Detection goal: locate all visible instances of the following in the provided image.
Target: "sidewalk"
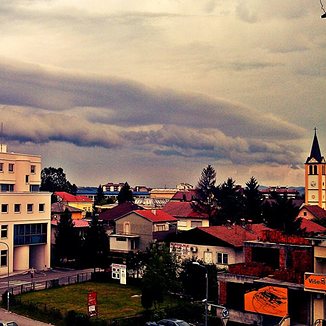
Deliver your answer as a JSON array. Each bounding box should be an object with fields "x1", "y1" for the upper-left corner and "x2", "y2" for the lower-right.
[{"x1": 0, "y1": 308, "x2": 53, "y2": 326}]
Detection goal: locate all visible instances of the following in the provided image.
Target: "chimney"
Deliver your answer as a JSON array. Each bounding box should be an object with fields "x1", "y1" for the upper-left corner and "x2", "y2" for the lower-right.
[{"x1": 152, "y1": 209, "x2": 157, "y2": 215}]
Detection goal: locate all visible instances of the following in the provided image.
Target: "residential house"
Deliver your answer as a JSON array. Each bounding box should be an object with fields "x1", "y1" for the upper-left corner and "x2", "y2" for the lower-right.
[
  {"x1": 51, "y1": 219, "x2": 89, "y2": 246},
  {"x1": 51, "y1": 202, "x2": 84, "y2": 220},
  {"x1": 0, "y1": 144, "x2": 51, "y2": 274},
  {"x1": 170, "y1": 224, "x2": 270, "y2": 268},
  {"x1": 54, "y1": 192, "x2": 93, "y2": 217},
  {"x1": 260, "y1": 186, "x2": 300, "y2": 199},
  {"x1": 162, "y1": 201, "x2": 209, "y2": 230},
  {"x1": 99, "y1": 202, "x2": 144, "y2": 232},
  {"x1": 150, "y1": 188, "x2": 178, "y2": 200},
  {"x1": 298, "y1": 204, "x2": 326, "y2": 221},
  {"x1": 109, "y1": 209, "x2": 177, "y2": 254},
  {"x1": 217, "y1": 230, "x2": 316, "y2": 325},
  {"x1": 169, "y1": 189, "x2": 196, "y2": 202}
]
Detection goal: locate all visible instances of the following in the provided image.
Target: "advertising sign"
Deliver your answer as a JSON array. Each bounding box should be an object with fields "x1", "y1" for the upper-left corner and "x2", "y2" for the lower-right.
[
  {"x1": 111, "y1": 263, "x2": 127, "y2": 285},
  {"x1": 304, "y1": 273, "x2": 326, "y2": 292},
  {"x1": 87, "y1": 291, "x2": 98, "y2": 317},
  {"x1": 244, "y1": 286, "x2": 288, "y2": 318}
]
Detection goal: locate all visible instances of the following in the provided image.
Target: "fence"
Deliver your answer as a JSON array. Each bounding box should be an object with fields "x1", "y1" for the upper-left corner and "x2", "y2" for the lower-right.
[{"x1": 9, "y1": 271, "x2": 92, "y2": 296}]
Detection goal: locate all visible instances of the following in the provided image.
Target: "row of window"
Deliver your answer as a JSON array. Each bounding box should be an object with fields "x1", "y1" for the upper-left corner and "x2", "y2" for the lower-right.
[
  {"x1": 0, "y1": 163, "x2": 36, "y2": 174},
  {"x1": 1, "y1": 203, "x2": 45, "y2": 214},
  {"x1": 0, "y1": 184, "x2": 40, "y2": 192},
  {"x1": 309, "y1": 164, "x2": 326, "y2": 175}
]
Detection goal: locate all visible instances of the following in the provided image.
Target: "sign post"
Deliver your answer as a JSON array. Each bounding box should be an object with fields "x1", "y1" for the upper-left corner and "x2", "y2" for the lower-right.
[{"x1": 87, "y1": 291, "x2": 98, "y2": 317}]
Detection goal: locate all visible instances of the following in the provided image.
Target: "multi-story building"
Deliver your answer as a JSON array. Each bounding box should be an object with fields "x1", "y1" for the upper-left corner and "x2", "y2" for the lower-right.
[
  {"x1": 0, "y1": 144, "x2": 51, "y2": 275},
  {"x1": 305, "y1": 129, "x2": 326, "y2": 209}
]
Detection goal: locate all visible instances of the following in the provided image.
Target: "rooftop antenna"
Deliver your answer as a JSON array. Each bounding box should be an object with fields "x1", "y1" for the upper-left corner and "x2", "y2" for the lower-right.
[{"x1": 321, "y1": 0, "x2": 326, "y2": 18}]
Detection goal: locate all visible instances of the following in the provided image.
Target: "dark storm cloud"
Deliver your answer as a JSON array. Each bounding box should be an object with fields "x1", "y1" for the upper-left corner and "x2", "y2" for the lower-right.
[{"x1": 0, "y1": 60, "x2": 305, "y2": 166}]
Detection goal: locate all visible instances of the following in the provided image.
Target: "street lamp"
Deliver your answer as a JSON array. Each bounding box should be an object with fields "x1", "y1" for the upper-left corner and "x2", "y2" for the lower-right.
[
  {"x1": 0, "y1": 241, "x2": 10, "y2": 311},
  {"x1": 192, "y1": 262, "x2": 208, "y2": 326}
]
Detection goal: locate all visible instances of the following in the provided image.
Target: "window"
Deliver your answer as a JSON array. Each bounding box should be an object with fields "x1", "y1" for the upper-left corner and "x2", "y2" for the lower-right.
[
  {"x1": 8, "y1": 163, "x2": 14, "y2": 172},
  {"x1": 27, "y1": 204, "x2": 33, "y2": 213},
  {"x1": 0, "y1": 184, "x2": 14, "y2": 192},
  {"x1": 1, "y1": 225, "x2": 8, "y2": 239},
  {"x1": 0, "y1": 250, "x2": 8, "y2": 267},
  {"x1": 191, "y1": 221, "x2": 202, "y2": 228},
  {"x1": 14, "y1": 204, "x2": 21, "y2": 213},
  {"x1": 0, "y1": 163, "x2": 3, "y2": 172},
  {"x1": 39, "y1": 203, "x2": 45, "y2": 212},
  {"x1": 155, "y1": 224, "x2": 167, "y2": 232},
  {"x1": 303, "y1": 211, "x2": 307, "y2": 216},
  {"x1": 30, "y1": 185, "x2": 40, "y2": 192},
  {"x1": 217, "y1": 252, "x2": 229, "y2": 265},
  {"x1": 1, "y1": 204, "x2": 8, "y2": 213},
  {"x1": 25, "y1": 175, "x2": 29, "y2": 183},
  {"x1": 31, "y1": 165, "x2": 36, "y2": 174},
  {"x1": 14, "y1": 223, "x2": 47, "y2": 245},
  {"x1": 123, "y1": 222, "x2": 130, "y2": 235}
]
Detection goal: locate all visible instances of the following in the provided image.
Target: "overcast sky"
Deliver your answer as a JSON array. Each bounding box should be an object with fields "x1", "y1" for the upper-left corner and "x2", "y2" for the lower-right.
[{"x1": 1, "y1": 0, "x2": 326, "y2": 188}]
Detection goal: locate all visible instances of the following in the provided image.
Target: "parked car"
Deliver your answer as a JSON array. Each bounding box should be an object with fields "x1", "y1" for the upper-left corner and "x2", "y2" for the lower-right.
[
  {"x1": 0, "y1": 322, "x2": 19, "y2": 326},
  {"x1": 145, "y1": 318, "x2": 192, "y2": 326}
]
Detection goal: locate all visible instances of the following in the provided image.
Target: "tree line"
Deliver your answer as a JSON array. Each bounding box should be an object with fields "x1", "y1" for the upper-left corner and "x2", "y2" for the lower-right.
[{"x1": 192, "y1": 164, "x2": 302, "y2": 234}]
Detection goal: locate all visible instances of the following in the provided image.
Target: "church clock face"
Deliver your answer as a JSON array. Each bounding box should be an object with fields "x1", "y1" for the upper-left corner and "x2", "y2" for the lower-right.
[{"x1": 310, "y1": 180, "x2": 317, "y2": 187}]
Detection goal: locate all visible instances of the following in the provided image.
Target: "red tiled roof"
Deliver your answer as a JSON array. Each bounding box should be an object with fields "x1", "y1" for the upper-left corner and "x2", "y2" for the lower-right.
[
  {"x1": 51, "y1": 202, "x2": 83, "y2": 213},
  {"x1": 162, "y1": 202, "x2": 208, "y2": 219},
  {"x1": 132, "y1": 209, "x2": 178, "y2": 223},
  {"x1": 300, "y1": 218, "x2": 326, "y2": 233},
  {"x1": 198, "y1": 224, "x2": 270, "y2": 247},
  {"x1": 51, "y1": 219, "x2": 89, "y2": 228},
  {"x1": 55, "y1": 192, "x2": 92, "y2": 203},
  {"x1": 170, "y1": 190, "x2": 196, "y2": 202},
  {"x1": 99, "y1": 202, "x2": 143, "y2": 221},
  {"x1": 300, "y1": 205, "x2": 326, "y2": 219}
]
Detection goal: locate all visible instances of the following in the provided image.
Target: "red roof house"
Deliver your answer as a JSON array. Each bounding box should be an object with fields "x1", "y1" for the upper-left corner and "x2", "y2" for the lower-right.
[
  {"x1": 109, "y1": 209, "x2": 177, "y2": 253},
  {"x1": 162, "y1": 201, "x2": 209, "y2": 230}
]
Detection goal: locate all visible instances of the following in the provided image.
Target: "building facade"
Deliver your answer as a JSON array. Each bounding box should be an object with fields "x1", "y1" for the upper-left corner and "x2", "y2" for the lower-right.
[
  {"x1": 0, "y1": 145, "x2": 51, "y2": 275},
  {"x1": 305, "y1": 130, "x2": 326, "y2": 209}
]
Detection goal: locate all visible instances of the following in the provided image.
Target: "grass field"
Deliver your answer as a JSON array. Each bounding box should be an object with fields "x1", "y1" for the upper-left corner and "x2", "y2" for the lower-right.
[{"x1": 15, "y1": 281, "x2": 145, "y2": 321}]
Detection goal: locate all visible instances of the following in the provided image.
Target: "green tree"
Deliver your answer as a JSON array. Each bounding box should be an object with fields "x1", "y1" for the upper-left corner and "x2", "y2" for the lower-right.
[
  {"x1": 262, "y1": 195, "x2": 301, "y2": 234},
  {"x1": 117, "y1": 182, "x2": 133, "y2": 204},
  {"x1": 141, "y1": 243, "x2": 180, "y2": 309},
  {"x1": 40, "y1": 167, "x2": 77, "y2": 194},
  {"x1": 215, "y1": 177, "x2": 244, "y2": 225},
  {"x1": 55, "y1": 209, "x2": 80, "y2": 264},
  {"x1": 192, "y1": 165, "x2": 217, "y2": 220},
  {"x1": 179, "y1": 259, "x2": 218, "y2": 302},
  {"x1": 82, "y1": 215, "x2": 109, "y2": 271},
  {"x1": 94, "y1": 185, "x2": 106, "y2": 206},
  {"x1": 243, "y1": 176, "x2": 263, "y2": 223}
]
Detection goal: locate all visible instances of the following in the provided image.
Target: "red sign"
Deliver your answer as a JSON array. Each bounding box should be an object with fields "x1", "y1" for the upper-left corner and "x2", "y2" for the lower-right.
[{"x1": 87, "y1": 291, "x2": 98, "y2": 317}]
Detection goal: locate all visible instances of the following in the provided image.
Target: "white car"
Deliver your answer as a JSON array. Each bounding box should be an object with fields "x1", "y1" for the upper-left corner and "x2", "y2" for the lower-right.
[{"x1": 0, "y1": 322, "x2": 19, "y2": 326}]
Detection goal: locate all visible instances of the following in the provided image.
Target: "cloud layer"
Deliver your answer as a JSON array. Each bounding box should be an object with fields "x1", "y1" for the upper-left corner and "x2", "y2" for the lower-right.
[{"x1": 0, "y1": 0, "x2": 324, "y2": 187}]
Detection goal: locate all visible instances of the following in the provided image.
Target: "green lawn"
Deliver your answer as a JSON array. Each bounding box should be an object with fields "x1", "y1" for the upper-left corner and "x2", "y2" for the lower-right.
[{"x1": 15, "y1": 282, "x2": 144, "y2": 320}]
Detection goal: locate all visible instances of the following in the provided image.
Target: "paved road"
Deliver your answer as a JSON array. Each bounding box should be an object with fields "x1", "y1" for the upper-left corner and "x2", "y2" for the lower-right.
[{"x1": 0, "y1": 308, "x2": 53, "y2": 326}]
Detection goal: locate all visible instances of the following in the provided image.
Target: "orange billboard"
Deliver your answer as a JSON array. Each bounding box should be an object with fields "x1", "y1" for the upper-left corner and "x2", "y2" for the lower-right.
[
  {"x1": 304, "y1": 273, "x2": 326, "y2": 292},
  {"x1": 244, "y1": 286, "x2": 288, "y2": 318}
]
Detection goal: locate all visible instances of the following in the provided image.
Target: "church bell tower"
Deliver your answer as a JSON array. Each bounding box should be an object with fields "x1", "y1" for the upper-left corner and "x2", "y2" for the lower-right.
[{"x1": 305, "y1": 129, "x2": 326, "y2": 208}]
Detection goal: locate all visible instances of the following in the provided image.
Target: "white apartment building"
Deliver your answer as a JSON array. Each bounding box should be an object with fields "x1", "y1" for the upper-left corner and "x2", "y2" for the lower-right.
[{"x1": 0, "y1": 144, "x2": 51, "y2": 276}]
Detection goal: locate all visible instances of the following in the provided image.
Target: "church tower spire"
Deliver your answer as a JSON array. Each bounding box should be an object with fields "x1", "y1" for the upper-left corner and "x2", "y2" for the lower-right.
[
  {"x1": 306, "y1": 128, "x2": 323, "y2": 163},
  {"x1": 305, "y1": 128, "x2": 326, "y2": 208}
]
